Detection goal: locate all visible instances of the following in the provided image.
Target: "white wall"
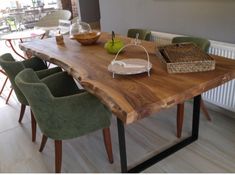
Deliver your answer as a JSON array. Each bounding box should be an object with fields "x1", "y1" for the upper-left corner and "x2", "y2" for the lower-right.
[{"x1": 99, "y1": 0, "x2": 235, "y2": 44}]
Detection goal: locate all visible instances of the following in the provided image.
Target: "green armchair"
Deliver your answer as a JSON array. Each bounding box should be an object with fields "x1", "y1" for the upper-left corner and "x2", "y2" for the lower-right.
[
  {"x1": 127, "y1": 28, "x2": 151, "y2": 41},
  {"x1": 172, "y1": 36, "x2": 211, "y2": 138},
  {"x1": 15, "y1": 69, "x2": 113, "y2": 173},
  {"x1": 172, "y1": 36, "x2": 210, "y2": 52},
  {"x1": 0, "y1": 53, "x2": 62, "y2": 141}
]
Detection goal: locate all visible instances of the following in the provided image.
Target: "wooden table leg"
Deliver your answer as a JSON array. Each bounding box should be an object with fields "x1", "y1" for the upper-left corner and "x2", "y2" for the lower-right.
[
  {"x1": 200, "y1": 99, "x2": 212, "y2": 121},
  {"x1": 177, "y1": 103, "x2": 184, "y2": 138}
]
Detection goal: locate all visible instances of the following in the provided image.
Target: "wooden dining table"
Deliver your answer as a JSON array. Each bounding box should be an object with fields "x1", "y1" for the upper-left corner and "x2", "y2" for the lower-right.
[{"x1": 19, "y1": 33, "x2": 235, "y2": 172}]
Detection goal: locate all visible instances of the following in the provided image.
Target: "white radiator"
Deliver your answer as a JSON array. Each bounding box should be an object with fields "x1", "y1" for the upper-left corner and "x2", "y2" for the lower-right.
[{"x1": 151, "y1": 31, "x2": 235, "y2": 112}]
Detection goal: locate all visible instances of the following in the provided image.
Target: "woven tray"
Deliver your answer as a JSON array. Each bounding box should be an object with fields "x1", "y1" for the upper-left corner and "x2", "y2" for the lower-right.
[{"x1": 158, "y1": 43, "x2": 215, "y2": 73}]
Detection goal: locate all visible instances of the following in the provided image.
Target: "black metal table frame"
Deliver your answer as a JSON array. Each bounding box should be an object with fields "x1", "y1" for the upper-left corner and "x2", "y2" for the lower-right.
[{"x1": 117, "y1": 95, "x2": 201, "y2": 173}]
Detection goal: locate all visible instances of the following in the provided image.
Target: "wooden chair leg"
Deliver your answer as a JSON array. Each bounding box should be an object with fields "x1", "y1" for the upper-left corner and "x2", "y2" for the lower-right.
[
  {"x1": 102, "y1": 127, "x2": 113, "y2": 163},
  {"x1": 201, "y1": 99, "x2": 212, "y2": 121},
  {"x1": 5, "y1": 88, "x2": 13, "y2": 104},
  {"x1": 55, "y1": 140, "x2": 62, "y2": 173},
  {"x1": 18, "y1": 104, "x2": 26, "y2": 123},
  {"x1": 39, "y1": 134, "x2": 48, "y2": 152},
  {"x1": 0, "y1": 69, "x2": 6, "y2": 75},
  {"x1": 31, "y1": 110, "x2": 37, "y2": 142},
  {"x1": 0, "y1": 77, "x2": 8, "y2": 95},
  {"x1": 177, "y1": 103, "x2": 184, "y2": 138}
]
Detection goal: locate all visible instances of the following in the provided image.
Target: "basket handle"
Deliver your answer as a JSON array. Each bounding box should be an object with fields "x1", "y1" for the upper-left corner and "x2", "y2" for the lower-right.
[{"x1": 113, "y1": 44, "x2": 150, "y2": 70}]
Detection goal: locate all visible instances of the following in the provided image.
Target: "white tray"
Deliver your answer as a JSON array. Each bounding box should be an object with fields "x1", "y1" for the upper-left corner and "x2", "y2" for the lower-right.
[
  {"x1": 108, "y1": 58, "x2": 152, "y2": 77},
  {"x1": 108, "y1": 39, "x2": 152, "y2": 78}
]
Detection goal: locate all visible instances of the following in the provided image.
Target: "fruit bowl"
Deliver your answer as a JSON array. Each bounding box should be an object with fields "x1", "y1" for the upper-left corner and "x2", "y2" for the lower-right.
[{"x1": 70, "y1": 31, "x2": 101, "y2": 45}]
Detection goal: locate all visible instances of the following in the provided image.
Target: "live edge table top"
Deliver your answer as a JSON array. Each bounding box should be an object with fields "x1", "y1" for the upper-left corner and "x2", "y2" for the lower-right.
[{"x1": 20, "y1": 33, "x2": 235, "y2": 124}]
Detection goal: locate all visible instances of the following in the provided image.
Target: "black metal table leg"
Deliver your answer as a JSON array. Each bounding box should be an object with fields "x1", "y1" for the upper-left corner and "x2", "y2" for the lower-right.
[
  {"x1": 117, "y1": 118, "x2": 128, "y2": 173},
  {"x1": 192, "y1": 95, "x2": 201, "y2": 139},
  {"x1": 117, "y1": 95, "x2": 201, "y2": 173}
]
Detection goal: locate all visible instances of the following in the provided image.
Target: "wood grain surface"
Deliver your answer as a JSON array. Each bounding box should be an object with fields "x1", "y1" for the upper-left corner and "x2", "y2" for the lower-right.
[{"x1": 20, "y1": 33, "x2": 235, "y2": 124}]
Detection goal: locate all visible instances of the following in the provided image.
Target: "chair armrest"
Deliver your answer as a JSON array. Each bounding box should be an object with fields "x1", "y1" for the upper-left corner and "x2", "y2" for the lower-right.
[
  {"x1": 41, "y1": 71, "x2": 84, "y2": 97},
  {"x1": 22, "y1": 56, "x2": 47, "y2": 70},
  {"x1": 54, "y1": 92, "x2": 111, "y2": 124},
  {"x1": 48, "y1": 92, "x2": 111, "y2": 140},
  {"x1": 36, "y1": 67, "x2": 62, "y2": 79}
]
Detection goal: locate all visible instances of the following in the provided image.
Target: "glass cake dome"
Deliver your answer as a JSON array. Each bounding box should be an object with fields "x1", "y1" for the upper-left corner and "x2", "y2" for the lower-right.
[
  {"x1": 69, "y1": 20, "x2": 101, "y2": 45},
  {"x1": 70, "y1": 20, "x2": 92, "y2": 36}
]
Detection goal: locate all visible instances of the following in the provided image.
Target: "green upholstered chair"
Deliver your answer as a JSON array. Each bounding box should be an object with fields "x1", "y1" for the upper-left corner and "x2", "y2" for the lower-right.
[
  {"x1": 172, "y1": 36, "x2": 210, "y2": 52},
  {"x1": 71, "y1": 16, "x2": 79, "y2": 24},
  {"x1": 34, "y1": 10, "x2": 71, "y2": 37},
  {"x1": 35, "y1": 10, "x2": 71, "y2": 28},
  {"x1": 127, "y1": 28, "x2": 151, "y2": 41},
  {"x1": 0, "y1": 53, "x2": 62, "y2": 141},
  {"x1": 172, "y1": 36, "x2": 211, "y2": 138},
  {"x1": 15, "y1": 69, "x2": 113, "y2": 173}
]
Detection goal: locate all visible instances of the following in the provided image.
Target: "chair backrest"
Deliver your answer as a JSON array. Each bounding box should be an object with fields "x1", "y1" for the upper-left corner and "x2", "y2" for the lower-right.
[
  {"x1": 71, "y1": 16, "x2": 79, "y2": 24},
  {"x1": 35, "y1": 10, "x2": 71, "y2": 27},
  {"x1": 15, "y1": 69, "x2": 54, "y2": 133},
  {"x1": 0, "y1": 53, "x2": 26, "y2": 104},
  {"x1": 15, "y1": 68, "x2": 53, "y2": 103},
  {"x1": 0, "y1": 53, "x2": 47, "y2": 104},
  {"x1": 172, "y1": 36, "x2": 210, "y2": 52},
  {"x1": 127, "y1": 28, "x2": 151, "y2": 41}
]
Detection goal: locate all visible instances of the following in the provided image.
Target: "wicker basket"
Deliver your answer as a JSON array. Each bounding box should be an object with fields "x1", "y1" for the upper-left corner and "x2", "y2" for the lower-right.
[{"x1": 158, "y1": 43, "x2": 215, "y2": 73}]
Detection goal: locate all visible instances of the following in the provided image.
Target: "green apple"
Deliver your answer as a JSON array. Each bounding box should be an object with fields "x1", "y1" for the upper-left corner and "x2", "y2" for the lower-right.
[
  {"x1": 104, "y1": 39, "x2": 124, "y2": 54},
  {"x1": 104, "y1": 31, "x2": 124, "y2": 54}
]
